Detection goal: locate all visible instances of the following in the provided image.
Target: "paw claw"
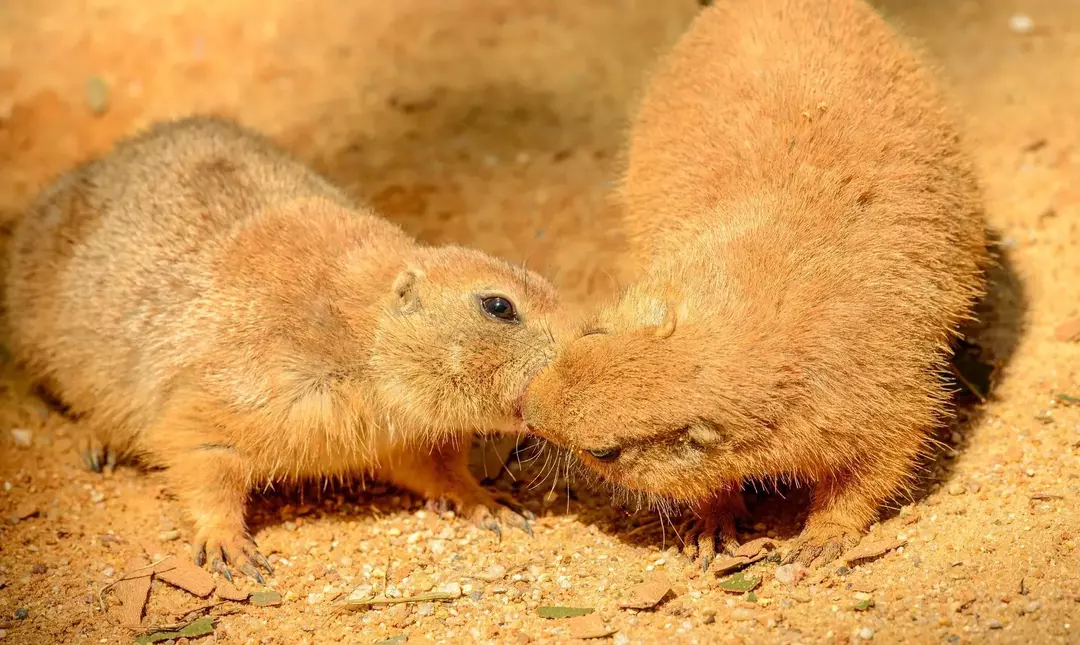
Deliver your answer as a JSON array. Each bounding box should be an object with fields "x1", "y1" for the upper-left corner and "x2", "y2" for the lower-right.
[
  {"x1": 253, "y1": 551, "x2": 274, "y2": 575},
  {"x1": 194, "y1": 545, "x2": 207, "y2": 567},
  {"x1": 241, "y1": 562, "x2": 266, "y2": 585},
  {"x1": 211, "y1": 557, "x2": 232, "y2": 581}
]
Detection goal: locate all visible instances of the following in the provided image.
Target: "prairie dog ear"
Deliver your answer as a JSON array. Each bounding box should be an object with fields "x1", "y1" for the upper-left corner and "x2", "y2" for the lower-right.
[{"x1": 392, "y1": 269, "x2": 423, "y2": 314}]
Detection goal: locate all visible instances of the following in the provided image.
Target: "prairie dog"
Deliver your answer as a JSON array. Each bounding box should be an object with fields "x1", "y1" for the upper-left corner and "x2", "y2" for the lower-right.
[
  {"x1": 523, "y1": 0, "x2": 987, "y2": 569},
  {"x1": 5, "y1": 116, "x2": 564, "y2": 580}
]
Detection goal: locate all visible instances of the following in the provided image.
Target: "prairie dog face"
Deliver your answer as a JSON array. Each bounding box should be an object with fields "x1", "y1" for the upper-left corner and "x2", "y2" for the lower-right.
[
  {"x1": 523, "y1": 283, "x2": 764, "y2": 503},
  {"x1": 372, "y1": 246, "x2": 564, "y2": 436}
]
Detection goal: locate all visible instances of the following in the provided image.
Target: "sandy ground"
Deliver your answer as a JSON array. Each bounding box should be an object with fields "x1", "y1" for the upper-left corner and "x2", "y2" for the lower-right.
[{"x1": 1, "y1": 0, "x2": 1078, "y2": 643}]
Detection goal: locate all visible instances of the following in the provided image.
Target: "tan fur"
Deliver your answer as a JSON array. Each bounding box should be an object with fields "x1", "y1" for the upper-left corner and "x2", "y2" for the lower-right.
[
  {"x1": 5, "y1": 116, "x2": 564, "y2": 577},
  {"x1": 523, "y1": 0, "x2": 987, "y2": 568}
]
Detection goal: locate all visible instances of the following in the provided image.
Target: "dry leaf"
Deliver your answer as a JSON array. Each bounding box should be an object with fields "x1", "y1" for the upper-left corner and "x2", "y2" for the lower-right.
[
  {"x1": 840, "y1": 538, "x2": 906, "y2": 566},
  {"x1": 620, "y1": 573, "x2": 672, "y2": 610},
  {"x1": 568, "y1": 614, "x2": 615, "y2": 639},
  {"x1": 718, "y1": 571, "x2": 761, "y2": 593},
  {"x1": 215, "y1": 580, "x2": 249, "y2": 601},
  {"x1": 536, "y1": 606, "x2": 594, "y2": 619},
  {"x1": 154, "y1": 559, "x2": 215, "y2": 597},
  {"x1": 114, "y1": 557, "x2": 152, "y2": 627},
  {"x1": 734, "y1": 537, "x2": 777, "y2": 559},
  {"x1": 250, "y1": 590, "x2": 282, "y2": 606}
]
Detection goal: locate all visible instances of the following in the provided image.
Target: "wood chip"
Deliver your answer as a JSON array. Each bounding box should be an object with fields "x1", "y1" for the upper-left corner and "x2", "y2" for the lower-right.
[
  {"x1": 154, "y1": 559, "x2": 215, "y2": 597},
  {"x1": 114, "y1": 557, "x2": 152, "y2": 627},
  {"x1": 840, "y1": 538, "x2": 907, "y2": 566},
  {"x1": 734, "y1": 537, "x2": 777, "y2": 559},
  {"x1": 619, "y1": 573, "x2": 672, "y2": 610},
  {"x1": 215, "y1": 580, "x2": 249, "y2": 601},
  {"x1": 568, "y1": 613, "x2": 616, "y2": 639},
  {"x1": 1055, "y1": 316, "x2": 1080, "y2": 342}
]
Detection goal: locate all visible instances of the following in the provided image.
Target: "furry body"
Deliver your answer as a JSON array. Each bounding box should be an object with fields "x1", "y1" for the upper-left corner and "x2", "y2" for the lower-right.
[
  {"x1": 6, "y1": 116, "x2": 563, "y2": 577},
  {"x1": 523, "y1": 0, "x2": 987, "y2": 568}
]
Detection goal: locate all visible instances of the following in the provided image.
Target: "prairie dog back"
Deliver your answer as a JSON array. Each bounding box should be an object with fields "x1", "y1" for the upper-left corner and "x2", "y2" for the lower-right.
[{"x1": 6, "y1": 118, "x2": 362, "y2": 439}]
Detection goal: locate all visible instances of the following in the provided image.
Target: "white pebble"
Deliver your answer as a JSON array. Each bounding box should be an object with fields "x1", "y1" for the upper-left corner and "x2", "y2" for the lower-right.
[
  {"x1": 1009, "y1": 13, "x2": 1034, "y2": 34},
  {"x1": 9, "y1": 429, "x2": 32, "y2": 448},
  {"x1": 436, "y1": 582, "x2": 462, "y2": 598},
  {"x1": 430, "y1": 539, "x2": 446, "y2": 555},
  {"x1": 102, "y1": 566, "x2": 115, "y2": 578},
  {"x1": 858, "y1": 626, "x2": 875, "y2": 640}
]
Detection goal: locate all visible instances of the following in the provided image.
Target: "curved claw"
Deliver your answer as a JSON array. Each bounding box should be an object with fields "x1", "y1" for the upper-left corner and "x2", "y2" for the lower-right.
[
  {"x1": 252, "y1": 551, "x2": 274, "y2": 575},
  {"x1": 194, "y1": 545, "x2": 207, "y2": 567},
  {"x1": 212, "y1": 557, "x2": 233, "y2": 582},
  {"x1": 241, "y1": 562, "x2": 266, "y2": 585}
]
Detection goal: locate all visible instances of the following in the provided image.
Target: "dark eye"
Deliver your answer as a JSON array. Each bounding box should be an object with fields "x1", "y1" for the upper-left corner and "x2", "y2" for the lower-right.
[
  {"x1": 588, "y1": 447, "x2": 621, "y2": 462},
  {"x1": 480, "y1": 296, "x2": 519, "y2": 323}
]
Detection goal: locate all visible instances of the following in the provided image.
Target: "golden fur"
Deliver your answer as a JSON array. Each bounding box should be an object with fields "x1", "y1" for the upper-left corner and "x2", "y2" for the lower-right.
[
  {"x1": 523, "y1": 0, "x2": 988, "y2": 569},
  {"x1": 5, "y1": 116, "x2": 564, "y2": 579}
]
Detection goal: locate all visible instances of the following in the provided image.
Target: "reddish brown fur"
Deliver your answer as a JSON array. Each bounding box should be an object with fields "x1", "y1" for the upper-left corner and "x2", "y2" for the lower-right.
[
  {"x1": 523, "y1": 0, "x2": 987, "y2": 568},
  {"x1": 5, "y1": 116, "x2": 565, "y2": 578}
]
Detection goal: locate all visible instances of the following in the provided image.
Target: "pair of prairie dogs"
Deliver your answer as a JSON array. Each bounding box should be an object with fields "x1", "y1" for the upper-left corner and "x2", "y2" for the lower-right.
[{"x1": 6, "y1": 0, "x2": 986, "y2": 578}]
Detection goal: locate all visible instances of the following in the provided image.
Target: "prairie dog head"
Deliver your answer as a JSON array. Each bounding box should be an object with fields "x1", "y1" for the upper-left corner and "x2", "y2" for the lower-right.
[
  {"x1": 371, "y1": 245, "x2": 564, "y2": 436},
  {"x1": 522, "y1": 272, "x2": 794, "y2": 504}
]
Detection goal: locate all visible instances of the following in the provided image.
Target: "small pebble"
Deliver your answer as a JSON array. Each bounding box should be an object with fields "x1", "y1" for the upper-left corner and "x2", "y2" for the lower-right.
[
  {"x1": 85, "y1": 76, "x2": 109, "y2": 115},
  {"x1": 702, "y1": 609, "x2": 717, "y2": 625},
  {"x1": 89, "y1": 491, "x2": 105, "y2": 504},
  {"x1": 416, "y1": 602, "x2": 435, "y2": 617},
  {"x1": 732, "y1": 608, "x2": 755, "y2": 621},
  {"x1": 429, "y1": 540, "x2": 446, "y2": 555},
  {"x1": 948, "y1": 483, "x2": 965, "y2": 496},
  {"x1": 775, "y1": 563, "x2": 807, "y2": 586},
  {"x1": 14, "y1": 608, "x2": 28, "y2": 620},
  {"x1": 988, "y1": 619, "x2": 1004, "y2": 629},
  {"x1": 1025, "y1": 468, "x2": 1035, "y2": 477},
  {"x1": 1008, "y1": 13, "x2": 1034, "y2": 34},
  {"x1": 479, "y1": 564, "x2": 507, "y2": 581},
  {"x1": 159, "y1": 530, "x2": 181, "y2": 542},
  {"x1": 834, "y1": 566, "x2": 852, "y2": 577},
  {"x1": 30, "y1": 564, "x2": 46, "y2": 575},
  {"x1": 436, "y1": 582, "x2": 462, "y2": 598},
  {"x1": 9, "y1": 429, "x2": 32, "y2": 448},
  {"x1": 857, "y1": 626, "x2": 874, "y2": 640},
  {"x1": 102, "y1": 566, "x2": 115, "y2": 578},
  {"x1": 384, "y1": 584, "x2": 401, "y2": 599},
  {"x1": 283, "y1": 521, "x2": 297, "y2": 532},
  {"x1": 469, "y1": 591, "x2": 483, "y2": 602}
]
